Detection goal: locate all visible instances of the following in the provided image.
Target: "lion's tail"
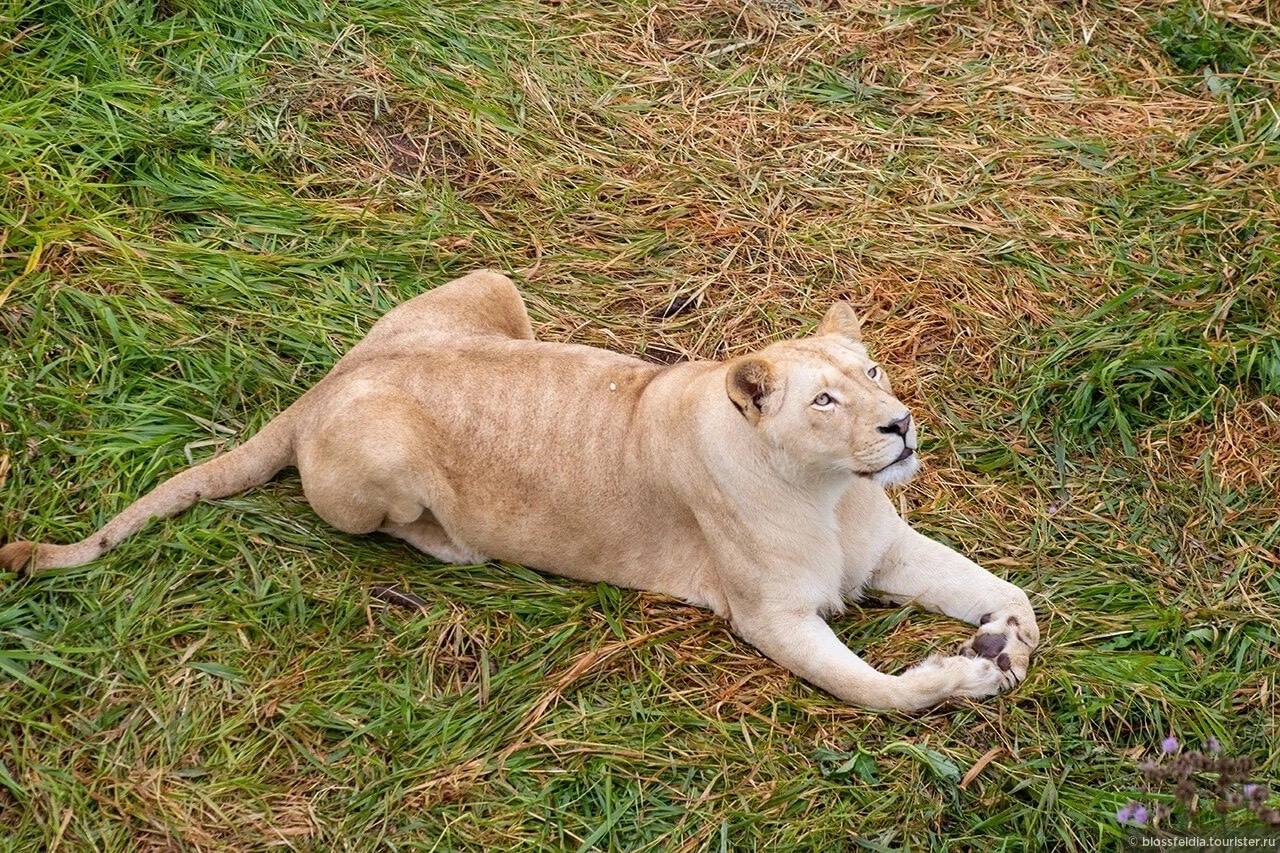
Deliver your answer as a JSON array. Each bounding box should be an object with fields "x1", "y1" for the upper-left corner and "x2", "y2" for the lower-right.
[{"x1": 0, "y1": 410, "x2": 299, "y2": 575}]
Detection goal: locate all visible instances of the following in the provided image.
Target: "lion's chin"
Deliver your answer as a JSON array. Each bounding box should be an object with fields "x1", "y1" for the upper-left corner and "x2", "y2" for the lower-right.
[{"x1": 868, "y1": 453, "x2": 920, "y2": 488}]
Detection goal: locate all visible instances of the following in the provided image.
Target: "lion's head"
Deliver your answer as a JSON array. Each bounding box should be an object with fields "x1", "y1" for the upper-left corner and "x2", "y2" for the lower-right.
[{"x1": 726, "y1": 303, "x2": 919, "y2": 487}]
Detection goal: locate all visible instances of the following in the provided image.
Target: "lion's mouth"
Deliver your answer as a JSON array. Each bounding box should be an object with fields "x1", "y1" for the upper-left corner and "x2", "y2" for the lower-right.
[
  {"x1": 875, "y1": 445, "x2": 915, "y2": 473},
  {"x1": 852, "y1": 445, "x2": 916, "y2": 478}
]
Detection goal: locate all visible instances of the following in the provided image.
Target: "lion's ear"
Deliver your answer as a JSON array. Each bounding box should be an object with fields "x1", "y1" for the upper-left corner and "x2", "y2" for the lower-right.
[
  {"x1": 816, "y1": 301, "x2": 862, "y2": 343},
  {"x1": 726, "y1": 357, "x2": 776, "y2": 424}
]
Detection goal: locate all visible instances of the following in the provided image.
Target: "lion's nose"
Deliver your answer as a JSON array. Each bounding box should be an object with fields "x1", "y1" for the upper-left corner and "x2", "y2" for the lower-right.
[{"x1": 878, "y1": 413, "x2": 912, "y2": 437}]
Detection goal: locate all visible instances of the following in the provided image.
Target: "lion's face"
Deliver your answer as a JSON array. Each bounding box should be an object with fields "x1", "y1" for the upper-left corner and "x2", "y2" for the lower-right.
[{"x1": 726, "y1": 303, "x2": 919, "y2": 487}]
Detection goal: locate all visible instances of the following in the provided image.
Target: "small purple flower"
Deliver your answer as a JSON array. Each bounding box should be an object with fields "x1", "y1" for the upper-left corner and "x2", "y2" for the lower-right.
[
  {"x1": 1117, "y1": 801, "x2": 1149, "y2": 826},
  {"x1": 1161, "y1": 735, "x2": 1179, "y2": 754},
  {"x1": 1244, "y1": 784, "x2": 1260, "y2": 798},
  {"x1": 1206, "y1": 736, "x2": 1221, "y2": 755}
]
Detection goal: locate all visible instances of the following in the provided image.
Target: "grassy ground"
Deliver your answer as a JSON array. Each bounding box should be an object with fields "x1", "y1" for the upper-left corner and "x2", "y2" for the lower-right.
[{"x1": 2, "y1": 0, "x2": 1278, "y2": 848}]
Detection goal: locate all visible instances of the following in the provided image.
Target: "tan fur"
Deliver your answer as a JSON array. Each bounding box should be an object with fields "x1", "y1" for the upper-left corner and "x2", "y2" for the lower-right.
[{"x1": 0, "y1": 270, "x2": 1038, "y2": 711}]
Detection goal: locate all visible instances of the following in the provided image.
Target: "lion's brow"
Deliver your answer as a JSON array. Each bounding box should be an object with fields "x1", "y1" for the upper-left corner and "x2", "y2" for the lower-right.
[
  {"x1": 787, "y1": 342, "x2": 864, "y2": 377},
  {"x1": 835, "y1": 362, "x2": 870, "y2": 383},
  {"x1": 786, "y1": 340, "x2": 846, "y2": 361}
]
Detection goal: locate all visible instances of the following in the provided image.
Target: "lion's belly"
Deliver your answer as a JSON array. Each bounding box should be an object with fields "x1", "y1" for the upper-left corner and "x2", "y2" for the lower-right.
[
  {"x1": 433, "y1": 479, "x2": 719, "y2": 608},
  {"x1": 453, "y1": 504, "x2": 713, "y2": 592}
]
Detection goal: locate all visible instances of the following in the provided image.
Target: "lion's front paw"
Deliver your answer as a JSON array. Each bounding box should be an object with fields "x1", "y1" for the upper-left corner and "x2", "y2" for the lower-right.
[
  {"x1": 902, "y1": 654, "x2": 1006, "y2": 707},
  {"x1": 960, "y1": 611, "x2": 1038, "y2": 690}
]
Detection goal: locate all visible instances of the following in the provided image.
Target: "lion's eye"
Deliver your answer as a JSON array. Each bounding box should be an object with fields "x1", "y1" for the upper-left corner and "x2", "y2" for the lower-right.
[
  {"x1": 813, "y1": 393, "x2": 835, "y2": 408},
  {"x1": 867, "y1": 365, "x2": 880, "y2": 380}
]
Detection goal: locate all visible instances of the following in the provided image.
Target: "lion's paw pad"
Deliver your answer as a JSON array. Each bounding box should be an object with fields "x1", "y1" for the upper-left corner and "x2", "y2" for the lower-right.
[{"x1": 960, "y1": 612, "x2": 1036, "y2": 689}]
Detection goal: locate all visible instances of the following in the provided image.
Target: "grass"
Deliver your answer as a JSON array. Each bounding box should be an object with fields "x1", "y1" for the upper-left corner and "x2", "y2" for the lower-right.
[{"x1": 1, "y1": 0, "x2": 1278, "y2": 848}]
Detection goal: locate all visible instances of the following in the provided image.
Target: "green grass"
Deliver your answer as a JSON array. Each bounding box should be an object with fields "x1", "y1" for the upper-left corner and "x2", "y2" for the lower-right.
[{"x1": 2, "y1": 0, "x2": 1279, "y2": 849}]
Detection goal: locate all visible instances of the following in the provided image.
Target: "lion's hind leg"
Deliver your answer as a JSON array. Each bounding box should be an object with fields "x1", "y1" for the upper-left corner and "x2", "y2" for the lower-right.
[
  {"x1": 343, "y1": 271, "x2": 534, "y2": 364},
  {"x1": 380, "y1": 514, "x2": 485, "y2": 565},
  {"x1": 295, "y1": 385, "x2": 447, "y2": 540}
]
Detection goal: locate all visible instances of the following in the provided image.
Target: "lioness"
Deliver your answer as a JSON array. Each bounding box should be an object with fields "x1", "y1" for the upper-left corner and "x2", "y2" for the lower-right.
[{"x1": 1, "y1": 270, "x2": 1038, "y2": 711}]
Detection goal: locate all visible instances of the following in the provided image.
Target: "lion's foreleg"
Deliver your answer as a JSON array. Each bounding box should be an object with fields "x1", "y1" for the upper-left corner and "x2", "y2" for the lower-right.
[
  {"x1": 869, "y1": 528, "x2": 1038, "y2": 691},
  {"x1": 730, "y1": 609, "x2": 1007, "y2": 712}
]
